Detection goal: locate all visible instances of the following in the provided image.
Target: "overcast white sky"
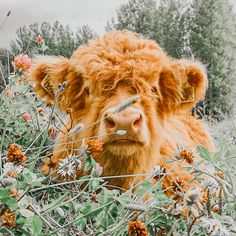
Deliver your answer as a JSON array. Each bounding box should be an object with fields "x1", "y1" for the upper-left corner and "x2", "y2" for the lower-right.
[
  {"x1": 0, "y1": 0, "x2": 235, "y2": 49},
  {"x1": 0, "y1": 0, "x2": 126, "y2": 48}
]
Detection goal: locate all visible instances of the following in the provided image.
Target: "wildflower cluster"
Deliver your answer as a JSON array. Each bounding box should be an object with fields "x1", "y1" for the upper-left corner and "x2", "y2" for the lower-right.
[
  {"x1": 0, "y1": 43, "x2": 235, "y2": 235},
  {"x1": 12, "y1": 54, "x2": 31, "y2": 76}
]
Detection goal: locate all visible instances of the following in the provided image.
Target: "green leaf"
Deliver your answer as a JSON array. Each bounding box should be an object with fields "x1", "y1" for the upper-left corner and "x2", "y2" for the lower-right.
[
  {"x1": 74, "y1": 214, "x2": 86, "y2": 228},
  {"x1": 80, "y1": 203, "x2": 104, "y2": 216},
  {"x1": 26, "y1": 216, "x2": 42, "y2": 236},
  {"x1": 197, "y1": 146, "x2": 211, "y2": 162},
  {"x1": 213, "y1": 150, "x2": 222, "y2": 161},
  {"x1": 141, "y1": 180, "x2": 153, "y2": 190},
  {"x1": 5, "y1": 197, "x2": 18, "y2": 211},
  {"x1": 84, "y1": 156, "x2": 96, "y2": 172},
  {"x1": 16, "y1": 216, "x2": 26, "y2": 225},
  {"x1": 0, "y1": 189, "x2": 10, "y2": 200}
]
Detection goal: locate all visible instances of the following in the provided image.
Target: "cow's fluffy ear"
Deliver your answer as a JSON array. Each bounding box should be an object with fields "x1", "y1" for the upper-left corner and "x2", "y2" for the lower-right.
[
  {"x1": 30, "y1": 56, "x2": 84, "y2": 111},
  {"x1": 172, "y1": 60, "x2": 208, "y2": 111},
  {"x1": 157, "y1": 67, "x2": 182, "y2": 114}
]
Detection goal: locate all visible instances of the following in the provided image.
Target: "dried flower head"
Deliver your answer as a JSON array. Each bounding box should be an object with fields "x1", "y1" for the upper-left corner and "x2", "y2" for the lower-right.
[
  {"x1": 66, "y1": 108, "x2": 73, "y2": 114},
  {"x1": 1, "y1": 209, "x2": 16, "y2": 228},
  {"x1": 212, "y1": 205, "x2": 220, "y2": 213},
  {"x1": 214, "y1": 171, "x2": 224, "y2": 179},
  {"x1": 7, "y1": 171, "x2": 15, "y2": 177},
  {"x1": 38, "y1": 107, "x2": 44, "y2": 113},
  {"x1": 57, "y1": 156, "x2": 75, "y2": 178},
  {"x1": 5, "y1": 88, "x2": 13, "y2": 98},
  {"x1": 91, "y1": 193, "x2": 98, "y2": 202},
  {"x1": 171, "y1": 177, "x2": 184, "y2": 194},
  {"x1": 48, "y1": 127, "x2": 57, "y2": 138},
  {"x1": 41, "y1": 156, "x2": 58, "y2": 175},
  {"x1": 9, "y1": 188, "x2": 18, "y2": 196},
  {"x1": 3, "y1": 162, "x2": 23, "y2": 177},
  {"x1": 128, "y1": 220, "x2": 148, "y2": 236},
  {"x1": 184, "y1": 188, "x2": 200, "y2": 206},
  {"x1": 179, "y1": 149, "x2": 194, "y2": 165},
  {"x1": 153, "y1": 165, "x2": 166, "y2": 180},
  {"x1": 12, "y1": 54, "x2": 32, "y2": 73},
  {"x1": 74, "y1": 158, "x2": 83, "y2": 170},
  {"x1": 87, "y1": 139, "x2": 104, "y2": 158},
  {"x1": 202, "y1": 178, "x2": 218, "y2": 192},
  {"x1": 22, "y1": 112, "x2": 32, "y2": 122},
  {"x1": 7, "y1": 144, "x2": 26, "y2": 164},
  {"x1": 17, "y1": 78, "x2": 23, "y2": 85}
]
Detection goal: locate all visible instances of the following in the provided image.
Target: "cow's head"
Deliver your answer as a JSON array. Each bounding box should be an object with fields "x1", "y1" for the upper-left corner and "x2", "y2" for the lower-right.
[{"x1": 30, "y1": 31, "x2": 207, "y2": 160}]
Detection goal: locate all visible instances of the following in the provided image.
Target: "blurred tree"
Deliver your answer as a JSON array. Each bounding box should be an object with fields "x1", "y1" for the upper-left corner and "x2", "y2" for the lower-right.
[
  {"x1": 106, "y1": 0, "x2": 157, "y2": 38},
  {"x1": 188, "y1": 0, "x2": 236, "y2": 119},
  {"x1": 76, "y1": 25, "x2": 97, "y2": 46},
  {"x1": 10, "y1": 21, "x2": 97, "y2": 58},
  {"x1": 153, "y1": 0, "x2": 191, "y2": 58}
]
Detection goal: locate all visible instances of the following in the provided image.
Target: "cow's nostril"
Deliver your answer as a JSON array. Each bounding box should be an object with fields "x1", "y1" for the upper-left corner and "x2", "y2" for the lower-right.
[
  {"x1": 133, "y1": 114, "x2": 142, "y2": 128},
  {"x1": 104, "y1": 117, "x2": 116, "y2": 129}
]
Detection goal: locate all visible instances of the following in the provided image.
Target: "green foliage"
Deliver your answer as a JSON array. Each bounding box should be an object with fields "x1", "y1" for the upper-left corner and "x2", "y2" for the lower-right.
[
  {"x1": 107, "y1": 0, "x2": 157, "y2": 37},
  {"x1": 10, "y1": 21, "x2": 97, "y2": 57},
  {"x1": 188, "y1": 0, "x2": 236, "y2": 119}
]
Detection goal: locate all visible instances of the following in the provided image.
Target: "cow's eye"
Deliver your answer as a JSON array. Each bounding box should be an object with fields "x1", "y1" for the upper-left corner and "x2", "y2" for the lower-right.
[
  {"x1": 85, "y1": 86, "x2": 90, "y2": 95},
  {"x1": 151, "y1": 86, "x2": 158, "y2": 94}
]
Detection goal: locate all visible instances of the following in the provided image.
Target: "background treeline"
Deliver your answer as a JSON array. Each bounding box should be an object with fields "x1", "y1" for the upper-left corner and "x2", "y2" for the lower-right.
[{"x1": 1, "y1": 0, "x2": 236, "y2": 120}]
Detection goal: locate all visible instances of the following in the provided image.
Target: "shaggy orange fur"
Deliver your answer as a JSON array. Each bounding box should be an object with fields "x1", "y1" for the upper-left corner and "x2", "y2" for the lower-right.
[{"x1": 30, "y1": 31, "x2": 214, "y2": 194}]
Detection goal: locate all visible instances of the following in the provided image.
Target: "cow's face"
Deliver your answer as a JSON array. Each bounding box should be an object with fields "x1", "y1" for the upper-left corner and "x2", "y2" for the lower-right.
[
  {"x1": 30, "y1": 31, "x2": 207, "y2": 159},
  {"x1": 93, "y1": 79, "x2": 162, "y2": 157}
]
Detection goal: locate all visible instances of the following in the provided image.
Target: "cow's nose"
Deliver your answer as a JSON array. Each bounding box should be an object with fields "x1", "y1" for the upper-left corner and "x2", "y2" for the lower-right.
[{"x1": 104, "y1": 108, "x2": 143, "y2": 133}]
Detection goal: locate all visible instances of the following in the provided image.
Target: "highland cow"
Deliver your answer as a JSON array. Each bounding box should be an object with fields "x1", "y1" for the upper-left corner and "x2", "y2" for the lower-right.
[{"x1": 30, "y1": 31, "x2": 214, "y2": 194}]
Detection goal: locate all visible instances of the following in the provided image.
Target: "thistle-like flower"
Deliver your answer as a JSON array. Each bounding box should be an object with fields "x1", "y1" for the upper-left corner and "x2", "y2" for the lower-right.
[
  {"x1": 2, "y1": 162, "x2": 23, "y2": 176},
  {"x1": 153, "y1": 165, "x2": 166, "y2": 180},
  {"x1": 74, "y1": 158, "x2": 83, "y2": 170},
  {"x1": 87, "y1": 139, "x2": 104, "y2": 158},
  {"x1": 179, "y1": 149, "x2": 194, "y2": 165},
  {"x1": 41, "y1": 156, "x2": 58, "y2": 175},
  {"x1": 1, "y1": 208, "x2": 16, "y2": 228},
  {"x1": 6, "y1": 144, "x2": 26, "y2": 165},
  {"x1": 57, "y1": 156, "x2": 75, "y2": 177},
  {"x1": 128, "y1": 220, "x2": 148, "y2": 236}
]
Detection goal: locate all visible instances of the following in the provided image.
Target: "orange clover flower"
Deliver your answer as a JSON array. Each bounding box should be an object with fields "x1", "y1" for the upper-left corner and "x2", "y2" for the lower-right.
[
  {"x1": 128, "y1": 220, "x2": 148, "y2": 236},
  {"x1": 12, "y1": 54, "x2": 32, "y2": 73},
  {"x1": 1, "y1": 209, "x2": 16, "y2": 228},
  {"x1": 7, "y1": 144, "x2": 26, "y2": 165}
]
